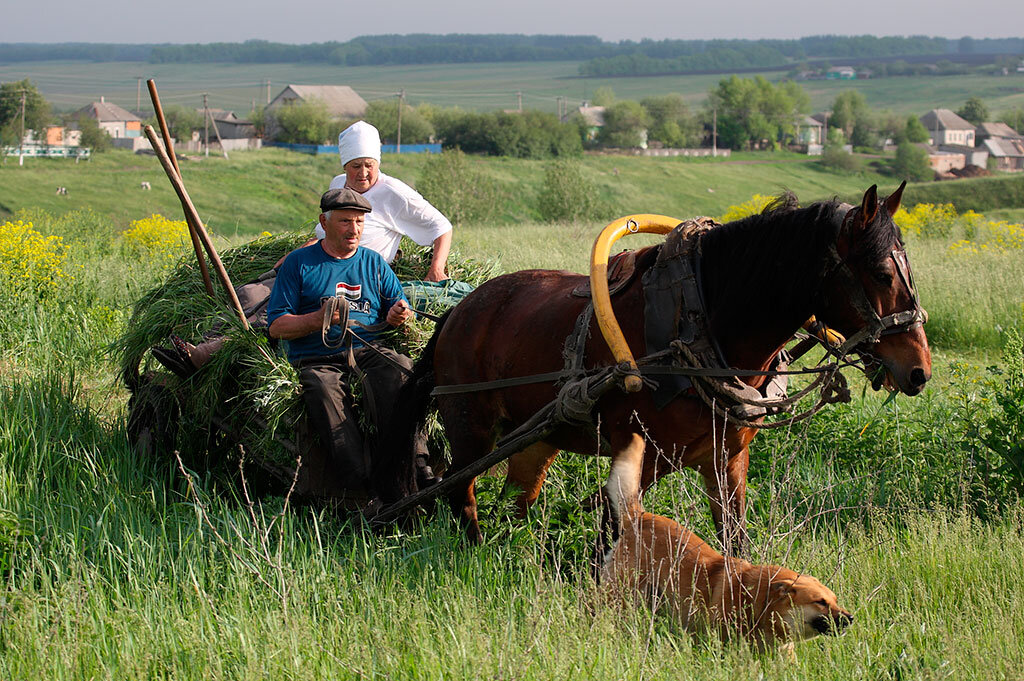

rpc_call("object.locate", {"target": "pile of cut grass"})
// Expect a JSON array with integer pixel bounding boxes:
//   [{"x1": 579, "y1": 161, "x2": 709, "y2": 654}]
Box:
[{"x1": 112, "y1": 232, "x2": 496, "y2": 476}]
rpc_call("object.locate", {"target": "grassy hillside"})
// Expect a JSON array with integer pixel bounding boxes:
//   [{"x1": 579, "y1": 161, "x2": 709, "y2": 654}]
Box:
[
  {"x1": 0, "y1": 147, "x2": 961, "y2": 235},
  {"x1": 4, "y1": 59, "x2": 1024, "y2": 117},
  {"x1": 4, "y1": 147, "x2": 1023, "y2": 238}
]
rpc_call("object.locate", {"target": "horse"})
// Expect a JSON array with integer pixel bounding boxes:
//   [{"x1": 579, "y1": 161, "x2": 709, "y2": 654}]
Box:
[{"x1": 376, "y1": 184, "x2": 931, "y2": 548}]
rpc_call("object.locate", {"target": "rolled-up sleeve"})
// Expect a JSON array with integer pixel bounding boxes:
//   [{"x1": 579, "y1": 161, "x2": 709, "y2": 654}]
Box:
[{"x1": 396, "y1": 187, "x2": 453, "y2": 247}]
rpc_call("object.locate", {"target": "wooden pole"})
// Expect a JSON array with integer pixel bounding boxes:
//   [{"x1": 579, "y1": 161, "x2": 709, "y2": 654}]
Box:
[
  {"x1": 144, "y1": 125, "x2": 249, "y2": 330},
  {"x1": 147, "y1": 79, "x2": 215, "y2": 297}
]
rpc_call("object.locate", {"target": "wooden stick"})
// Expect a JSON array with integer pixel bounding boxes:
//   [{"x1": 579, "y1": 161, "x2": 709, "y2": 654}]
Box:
[
  {"x1": 144, "y1": 125, "x2": 249, "y2": 330},
  {"x1": 146, "y1": 79, "x2": 215, "y2": 298}
]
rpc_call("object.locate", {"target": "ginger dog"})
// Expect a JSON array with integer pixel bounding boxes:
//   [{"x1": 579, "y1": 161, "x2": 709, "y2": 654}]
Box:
[{"x1": 599, "y1": 434, "x2": 853, "y2": 652}]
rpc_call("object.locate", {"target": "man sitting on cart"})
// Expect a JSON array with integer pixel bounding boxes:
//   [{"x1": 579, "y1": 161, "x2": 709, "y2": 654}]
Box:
[{"x1": 267, "y1": 187, "x2": 419, "y2": 499}]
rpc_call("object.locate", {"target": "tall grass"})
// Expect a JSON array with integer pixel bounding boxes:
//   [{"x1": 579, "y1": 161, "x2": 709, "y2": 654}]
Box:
[{"x1": 1, "y1": 194, "x2": 1023, "y2": 678}]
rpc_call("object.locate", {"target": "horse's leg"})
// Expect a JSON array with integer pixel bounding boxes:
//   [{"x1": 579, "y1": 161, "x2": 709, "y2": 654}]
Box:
[
  {"x1": 592, "y1": 431, "x2": 647, "y2": 580},
  {"x1": 440, "y1": 402, "x2": 498, "y2": 545},
  {"x1": 700, "y1": 446, "x2": 750, "y2": 556},
  {"x1": 503, "y1": 441, "x2": 560, "y2": 518}
]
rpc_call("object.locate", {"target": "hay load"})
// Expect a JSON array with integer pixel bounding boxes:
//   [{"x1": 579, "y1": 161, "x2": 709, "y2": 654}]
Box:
[{"x1": 116, "y1": 231, "x2": 496, "y2": 504}]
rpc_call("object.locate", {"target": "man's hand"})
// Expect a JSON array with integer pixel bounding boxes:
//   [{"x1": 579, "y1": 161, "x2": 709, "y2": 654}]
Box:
[
  {"x1": 387, "y1": 299, "x2": 414, "y2": 326},
  {"x1": 423, "y1": 267, "x2": 448, "y2": 283}
]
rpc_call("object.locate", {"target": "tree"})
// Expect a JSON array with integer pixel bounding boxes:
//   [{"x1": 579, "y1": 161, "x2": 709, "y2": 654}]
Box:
[
  {"x1": 999, "y1": 107, "x2": 1024, "y2": 134},
  {"x1": 269, "y1": 99, "x2": 330, "y2": 144},
  {"x1": 707, "y1": 75, "x2": 809, "y2": 150},
  {"x1": 904, "y1": 116, "x2": 930, "y2": 143},
  {"x1": 642, "y1": 94, "x2": 700, "y2": 147},
  {"x1": 956, "y1": 97, "x2": 989, "y2": 126},
  {"x1": 591, "y1": 86, "x2": 616, "y2": 107},
  {"x1": 144, "y1": 105, "x2": 203, "y2": 144},
  {"x1": 75, "y1": 115, "x2": 110, "y2": 152},
  {"x1": 830, "y1": 90, "x2": 869, "y2": 139},
  {"x1": 893, "y1": 141, "x2": 932, "y2": 182},
  {"x1": 0, "y1": 79, "x2": 50, "y2": 142},
  {"x1": 537, "y1": 159, "x2": 607, "y2": 222},
  {"x1": 820, "y1": 143, "x2": 860, "y2": 172},
  {"x1": 598, "y1": 100, "x2": 649, "y2": 148},
  {"x1": 364, "y1": 99, "x2": 435, "y2": 144}
]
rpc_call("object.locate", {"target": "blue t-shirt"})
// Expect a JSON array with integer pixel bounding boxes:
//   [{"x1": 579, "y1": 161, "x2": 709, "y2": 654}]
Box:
[{"x1": 267, "y1": 243, "x2": 408, "y2": 363}]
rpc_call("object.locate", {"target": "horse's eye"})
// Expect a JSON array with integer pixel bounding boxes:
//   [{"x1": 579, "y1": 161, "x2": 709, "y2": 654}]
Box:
[{"x1": 872, "y1": 270, "x2": 893, "y2": 285}]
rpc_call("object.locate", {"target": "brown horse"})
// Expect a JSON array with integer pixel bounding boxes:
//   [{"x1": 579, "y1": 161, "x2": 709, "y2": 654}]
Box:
[{"x1": 376, "y1": 184, "x2": 931, "y2": 547}]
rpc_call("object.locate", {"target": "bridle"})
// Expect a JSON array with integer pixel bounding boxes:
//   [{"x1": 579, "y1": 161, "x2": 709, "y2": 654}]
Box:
[{"x1": 821, "y1": 208, "x2": 928, "y2": 359}]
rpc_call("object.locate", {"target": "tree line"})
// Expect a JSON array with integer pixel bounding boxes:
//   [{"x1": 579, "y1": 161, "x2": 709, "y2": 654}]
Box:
[
  {"x1": 579, "y1": 36, "x2": 1024, "y2": 77},
  {"x1": 1, "y1": 35, "x2": 1020, "y2": 67}
]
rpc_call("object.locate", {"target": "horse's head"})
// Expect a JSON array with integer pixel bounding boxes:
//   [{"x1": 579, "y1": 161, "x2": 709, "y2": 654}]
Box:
[{"x1": 817, "y1": 183, "x2": 931, "y2": 396}]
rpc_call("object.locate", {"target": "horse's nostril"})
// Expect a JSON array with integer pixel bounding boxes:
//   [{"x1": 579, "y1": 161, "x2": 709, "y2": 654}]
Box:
[{"x1": 910, "y1": 368, "x2": 928, "y2": 387}]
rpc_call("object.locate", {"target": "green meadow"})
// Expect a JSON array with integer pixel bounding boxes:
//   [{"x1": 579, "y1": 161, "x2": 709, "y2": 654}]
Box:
[
  {"x1": 4, "y1": 59, "x2": 1024, "y2": 118},
  {"x1": 5, "y1": 147, "x2": 1023, "y2": 235},
  {"x1": 1, "y1": 148, "x2": 1023, "y2": 678}
]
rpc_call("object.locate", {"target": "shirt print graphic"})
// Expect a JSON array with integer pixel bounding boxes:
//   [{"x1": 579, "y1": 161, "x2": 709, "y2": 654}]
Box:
[
  {"x1": 336, "y1": 282, "x2": 362, "y2": 300},
  {"x1": 336, "y1": 282, "x2": 371, "y2": 314}
]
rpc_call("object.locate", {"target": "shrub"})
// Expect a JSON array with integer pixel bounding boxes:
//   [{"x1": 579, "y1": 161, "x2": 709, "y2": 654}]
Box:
[
  {"x1": 416, "y1": 149, "x2": 506, "y2": 225},
  {"x1": 894, "y1": 203, "x2": 958, "y2": 239},
  {"x1": 364, "y1": 100, "x2": 435, "y2": 144},
  {"x1": 718, "y1": 193, "x2": 774, "y2": 223},
  {"x1": 270, "y1": 99, "x2": 331, "y2": 144},
  {"x1": 121, "y1": 214, "x2": 191, "y2": 267},
  {"x1": 536, "y1": 159, "x2": 606, "y2": 223},
  {"x1": 434, "y1": 110, "x2": 580, "y2": 159},
  {"x1": 0, "y1": 219, "x2": 68, "y2": 301},
  {"x1": 75, "y1": 115, "x2": 110, "y2": 153},
  {"x1": 820, "y1": 144, "x2": 860, "y2": 172},
  {"x1": 893, "y1": 142, "x2": 933, "y2": 182}
]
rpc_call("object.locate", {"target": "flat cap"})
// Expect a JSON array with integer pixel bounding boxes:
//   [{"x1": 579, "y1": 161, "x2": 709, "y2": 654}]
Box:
[{"x1": 320, "y1": 187, "x2": 372, "y2": 213}]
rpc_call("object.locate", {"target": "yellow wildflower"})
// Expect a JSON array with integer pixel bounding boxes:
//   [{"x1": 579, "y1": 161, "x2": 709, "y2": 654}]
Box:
[{"x1": 0, "y1": 219, "x2": 68, "y2": 300}]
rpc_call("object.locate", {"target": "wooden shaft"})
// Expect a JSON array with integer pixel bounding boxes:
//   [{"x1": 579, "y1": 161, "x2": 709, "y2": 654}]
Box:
[
  {"x1": 144, "y1": 125, "x2": 249, "y2": 330},
  {"x1": 147, "y1": 79, "x2": 216, "y2": 298},
  {"x1": 589, "y1": 214, "x2": 679, "y2": 392}
]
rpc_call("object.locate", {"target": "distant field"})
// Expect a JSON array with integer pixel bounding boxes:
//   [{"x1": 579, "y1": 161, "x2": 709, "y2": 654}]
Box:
[{"x1": 4, "y1": 59, "x2": 1024, "y2": 118}]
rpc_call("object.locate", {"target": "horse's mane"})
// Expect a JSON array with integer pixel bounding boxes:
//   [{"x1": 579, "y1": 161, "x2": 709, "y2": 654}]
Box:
[{"x1": 698, "y1": 192, "x2": 900, "y2": 316}]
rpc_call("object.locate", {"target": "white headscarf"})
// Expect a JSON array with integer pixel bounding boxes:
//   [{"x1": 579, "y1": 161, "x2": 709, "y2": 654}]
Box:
[{"x1": 338, "y1": 121, "x2": 381, "y2": 167}]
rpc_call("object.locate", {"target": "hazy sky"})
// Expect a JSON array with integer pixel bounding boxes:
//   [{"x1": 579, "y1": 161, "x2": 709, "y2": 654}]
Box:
[{"x1": 4, "y1": 0, "x2": 1023, "y2": 44}]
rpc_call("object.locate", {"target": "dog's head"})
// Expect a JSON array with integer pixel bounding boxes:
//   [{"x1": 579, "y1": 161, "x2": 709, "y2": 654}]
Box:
[{"x1": 755, "y1": 566, "x2": 853, "y2": 643}]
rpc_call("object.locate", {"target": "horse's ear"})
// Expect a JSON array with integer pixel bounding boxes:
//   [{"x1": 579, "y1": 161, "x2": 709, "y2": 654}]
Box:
[
  {"x1": 854, "y1": 185, "x2": 879, "y2": 231},
  {"x1": 884, "y1": 180, "x2": 907, "y2": 215}
]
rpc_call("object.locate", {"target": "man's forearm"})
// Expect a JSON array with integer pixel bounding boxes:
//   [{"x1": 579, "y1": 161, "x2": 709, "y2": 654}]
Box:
[
  {"x1": 426, "y1": 231, "x2": 452, "y2": 281},
  {"x1": 268, "y1": 311, "x2": 323, "y2": 340}
]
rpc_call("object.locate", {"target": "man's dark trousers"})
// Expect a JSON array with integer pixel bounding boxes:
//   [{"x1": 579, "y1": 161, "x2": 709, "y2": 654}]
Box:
[{"x1": 298, "y1": 346, "x2": 412, "y2": 491}]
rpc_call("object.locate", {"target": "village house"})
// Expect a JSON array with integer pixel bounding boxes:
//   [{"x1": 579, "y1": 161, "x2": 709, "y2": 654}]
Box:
[
  {"x1": 825, "y1": 66, "x2": 857, "y2": 80},
  {"x1": 267, "y1": 85, "x2": 367, "y2": 119},
  {"x1": 977, "y1": 121, "x2": 1024, "y2": 171},
  {"x1": 74, "y1": 98, "x2": 141, "y2": 139},
  {"x1": 796, "y1": 115, "x2": 825, "y2": 147},
  {"x1": 574, "y1": 105, "x2": 606, "y2": 142},
  {"x1": 919, "y1": 109, "x2": 975, "y2": 147}
]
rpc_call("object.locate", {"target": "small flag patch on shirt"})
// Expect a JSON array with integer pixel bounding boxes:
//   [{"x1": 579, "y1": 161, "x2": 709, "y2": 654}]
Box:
[{"x1": 336, "y1": 282, "x2": 362, "y2": 301}]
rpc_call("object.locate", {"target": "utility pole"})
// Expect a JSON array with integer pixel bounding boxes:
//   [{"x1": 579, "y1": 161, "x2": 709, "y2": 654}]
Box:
[
  {"x1": 206, "y1": 103, "x2": 229, "y2": 160},
  {"x1": 516, "y1": 90, "x2": 522, "y2": 112},
  {"x1": 203, "y1": 93, "x2": 209, "y2": 158},
  {"x1": 712, "y1": 107, "x2": 717, "y2": 157},
  {"x1": 265, "y1": 79, "x2": 271, "y2": 104},
  {"x1": 19, "y1": 89, "x2": 26, "y2": 166},
  {"x1": 396, "y1": 88, "x2": 405, "y2": 154},
  {"x1": 556, "y1": 96, "x2": 563, "y2": 121},
  {"x1": 136, "y1": 76, "x2": 143, "y2": 112}
]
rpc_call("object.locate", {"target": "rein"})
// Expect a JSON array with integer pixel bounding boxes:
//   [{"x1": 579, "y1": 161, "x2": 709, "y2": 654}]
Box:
[{"x1": 429, "y1": 208, "x2": 925, "y2": 431}]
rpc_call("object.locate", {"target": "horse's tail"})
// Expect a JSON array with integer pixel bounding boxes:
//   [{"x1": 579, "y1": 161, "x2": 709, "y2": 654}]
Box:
[{"x1": 372, "y1": 309, "x2": 451, "y2": 503}]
